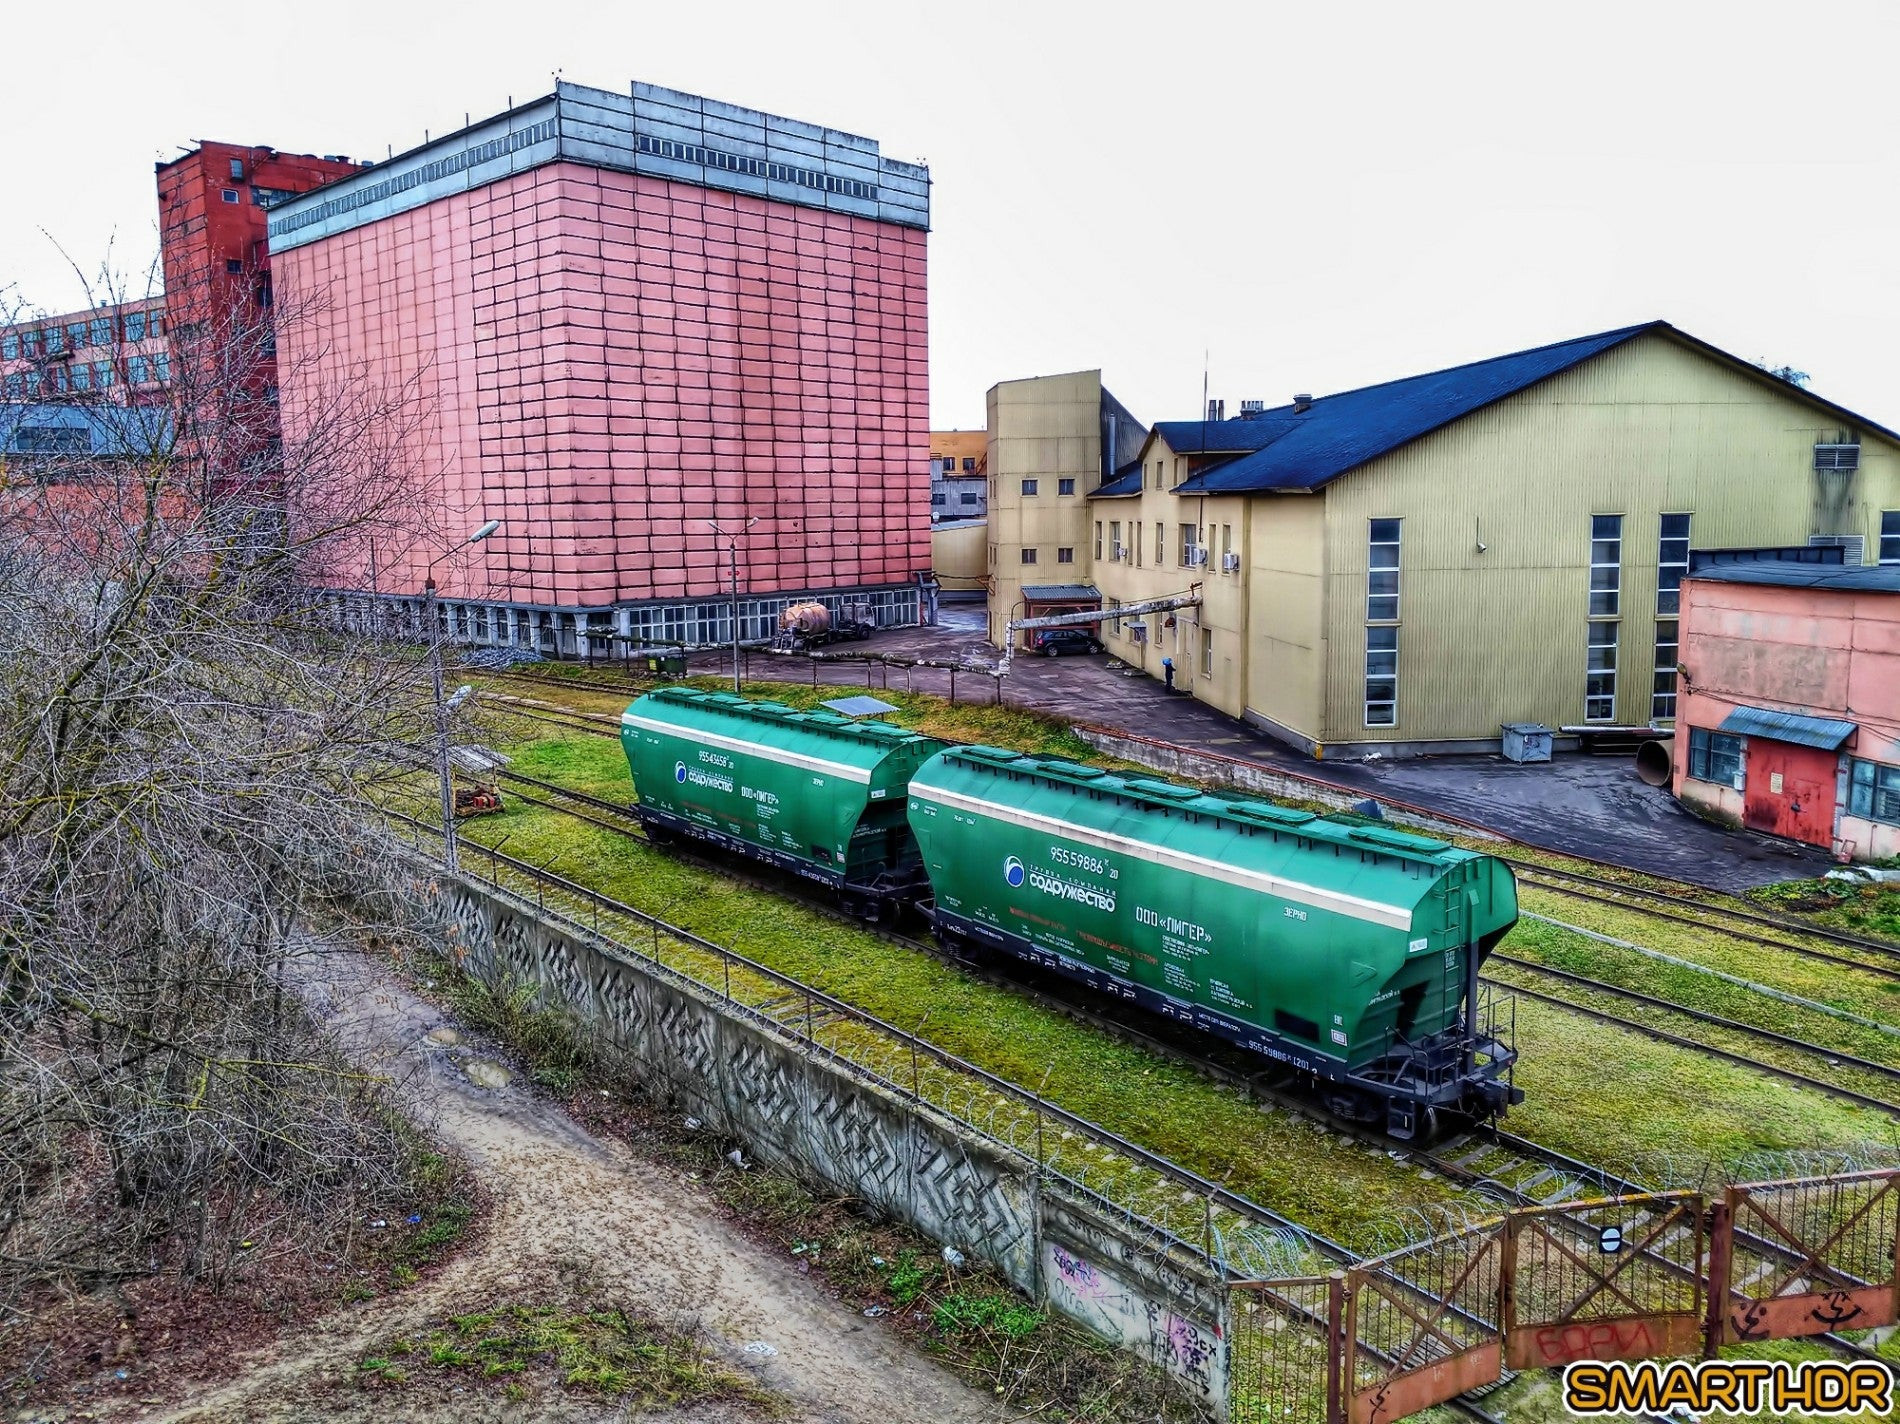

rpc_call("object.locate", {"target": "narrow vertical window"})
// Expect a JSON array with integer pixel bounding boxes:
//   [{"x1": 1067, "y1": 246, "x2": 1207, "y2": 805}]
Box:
[
  {"x1": 1586, "y1": 515, "x2": 1623, "y2": 722},
  {"x1": 1109, "y1": 521, "x2": 1121, "y2": 559},
  {"x1": 1200, "y1": 627, "x2": 1214, "y2": 678},
  {"x1": 1881, "y1": 511, "x2": 1900, "y2": 566},
  {"x1": 1589, "y1": 514, "x2": 1623, "y2": 616},
  {"x1": 1651, "y1": 620, "x2": 1678, "y2": 722},
  {"x1": 1094, "y1": 522, "x2": 1103, "y2": 560},
  {"x1": 1587, "y1": 623, "x2": 1620, "y2": 722},
  {"x1": 1367, "y1": 518, "x2": 1401, "y2": 620},
  {"x1": 1365, "y1": 627, "x2": 1398, "y2": 726},
  {"x1": 1652, "y1": 513, "x2": 1688, "y2": 721},
  {"x1": 1154, "y1": 523, "x2": 1164, "y2": 566},
  {"x1": 1656, "y1": 514, "x2": 1690, "y2": 615}
]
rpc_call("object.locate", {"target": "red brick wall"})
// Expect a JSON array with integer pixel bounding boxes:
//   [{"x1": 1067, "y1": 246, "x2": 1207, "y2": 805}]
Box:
[{"x1": 274, "y1": 160, "x2": 929, "y2": 607}]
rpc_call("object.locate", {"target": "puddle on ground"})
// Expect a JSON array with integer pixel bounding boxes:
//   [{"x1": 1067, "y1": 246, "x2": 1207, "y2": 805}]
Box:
[
  {"x1": 425, "y1": 1027, "x2": 461, "y2": 1046},
  {"x1": 464, "y1": 1060, "x2": 512, "y2": 1089}
]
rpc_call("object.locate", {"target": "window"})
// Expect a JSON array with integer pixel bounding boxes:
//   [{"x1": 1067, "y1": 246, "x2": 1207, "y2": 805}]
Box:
[
  {"x1": 1652, "y1": 620, "x2": 1679, "y2": 721},
  {"x1": 1688, "y1": 728, "x2": 1745, "y2": 790},
  {"x1": 67, "y1": 323, "x2": 87, "y2": 350},
  {"x1": 1154, "y1": 460, "x2": 1163, "y2": 489},
  {"x1": 221, "y1": 188, "x2": 240, "y2": 204},
  {"x1": 1656, "y1": 514, "x2": 1690, "y2": 616},
  {"x1": 1094, "y1": 522, "x2": 1103, "y2": 560},
  {"x1": 128, "y1": 355, "x2": 148, "y2": 384},
  {"x1": 1848, "y1": 760, "x2": 1900, "y2": 825},
  {"x1": 70, "y1": 363, "x2": 90, "y2": 391},
  {"x1": 3, "y1": 373, "x2": 19, "y2": 399},
  {"x1": 1365, "y1": 626, "x2": 1398, "y2": 726},
  {"x1": 1109, "y1": 521, "x2": 1122, "y2": 559},
  {"x1": 962, "y1": 457, "x2": 975, "y2": 472},
  {"x1": 1180, "y1": 523, "x2": 1200, "y2": 566},
  {"x1": 1586, "y1": 622, "x2": 1619, "y2": 722},
  {"x1": 1058, "y1": 477, "x2": 1075, "y2": 495},
  {"x1": 931, "y1": 492, "x2": 945, "y2": 506},
  {"x1": 1882, "y1": 512, "x2": 1900, "y2": 567},
  {"x1": 93, "y1": 361, "x2": 112, "y2": 388},
  {"x1": 941, "y1": 456, "x2": 954, "y2": 472},
  {"x1": 22, "y1": 329, "x2": 40, "y2": 357},
  {"x1": 1367, "y1": 518, "x2": 1400, "y2": 620},
  {"x1": 155, "y1": 355, "x2": 170, "y2": 382},
  {"x1": 229, "y1": 158, "x2": 245, "y2": 180},
  {"x1": 1154, "y1": 523, "x2": 1164, "y2": 566},
  {"x1": 52, "y1": 365, "x2": 68, "y2": 393},
  {"x1": 1020, "y1": 548, "x2": 1038, "y2": 564},
  {"x1": 1057, "y1": 547, "x2": 1074, "y2": 564},
  {"x1": 226, "y1": 258, "x2": 244, "y2": 274},
  {"x1": 44, "y1": 327, "x2": 63, "y2": 354},
  {"x1": 1590, "y1": 514, "x2": 1623, "y2": 616},
  {"x1": 1221, "y1": 524, "x2": 1233, "y2": 570},
  {"x1": 124, "y1": 311, "x2": 146, "y2": 342},
  {"x1": 959, "y1": 492, "x2": 977, "y2": 506},
  {"x1": 0, "y1": 334, "x2": 14, "y2": 360},
  {"x1": 148, "y1": 313, "x2": 162, "y2": 337},
  {"x1": 1200, "y1": 628, "x2": 1213, "y2": 678},
  {"x1": 1021, "y1": 479, "x2": 1038, "y2": 496},
  {"x1": 88, "y1": 318, "x2": 109, "y2": 347}
]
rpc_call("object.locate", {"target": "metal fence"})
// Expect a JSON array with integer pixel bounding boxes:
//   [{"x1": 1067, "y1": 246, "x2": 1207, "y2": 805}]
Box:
[{"x1": 1231, "y1": 1178, "x2": 1900, "y2": 1424}]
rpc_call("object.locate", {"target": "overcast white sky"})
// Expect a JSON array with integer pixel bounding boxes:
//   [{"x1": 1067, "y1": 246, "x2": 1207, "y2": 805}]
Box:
[{"x1": 4, "y1": 0, "x2": 1896, "y2": 430}]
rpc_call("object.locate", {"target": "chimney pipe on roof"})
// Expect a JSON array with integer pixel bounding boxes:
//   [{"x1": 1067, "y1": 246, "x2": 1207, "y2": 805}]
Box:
[{"x1": 1293, "y1": 394, "x2": 1314, "y2": 413}]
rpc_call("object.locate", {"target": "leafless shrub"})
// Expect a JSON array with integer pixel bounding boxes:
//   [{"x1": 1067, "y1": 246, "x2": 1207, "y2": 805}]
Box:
[{"x1": 0, "y1": 257, "x2": 467, "y2": 1310}]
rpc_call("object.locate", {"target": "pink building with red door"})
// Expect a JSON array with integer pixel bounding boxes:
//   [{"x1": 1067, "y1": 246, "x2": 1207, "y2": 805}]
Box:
[
  {"x1": 267, "y1": 81, "x2": 930, "y2": 653},
  {"x1": 1673, "y1": 557, "x2": 1900, "y2": 862}
]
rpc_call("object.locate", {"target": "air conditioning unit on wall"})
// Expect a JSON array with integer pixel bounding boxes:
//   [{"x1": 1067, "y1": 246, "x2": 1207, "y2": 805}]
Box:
[
  {"x1": 1221, "y1": 552, "x2": 1241, "y2": 572},
  {"x1": 1113, "y1": 544, "x2": 1127, "y2": 560},
  {"x1": 1188, "y1": 547, "x2": 1209, "y2": 567}
]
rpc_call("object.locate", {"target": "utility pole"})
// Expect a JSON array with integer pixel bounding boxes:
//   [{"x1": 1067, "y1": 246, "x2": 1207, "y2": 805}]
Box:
[
  {"x1": 707, "y1": 517, "x2": 760, "y2": 694},
  {"x1": 423, "y1": 518, "x2": 501, "y2": 872}
]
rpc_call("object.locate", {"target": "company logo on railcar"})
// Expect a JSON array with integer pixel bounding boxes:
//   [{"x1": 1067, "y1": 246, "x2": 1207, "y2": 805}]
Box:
[
  {"x1": 674, "y1": 760, "x2": 734, "y2": 793},
  {"x1": 1003, "y1": 856, "x2": 1025, "y2": 888}
]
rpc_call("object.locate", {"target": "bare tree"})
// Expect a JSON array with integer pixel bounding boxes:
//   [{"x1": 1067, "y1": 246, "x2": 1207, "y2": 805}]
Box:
[{"x1": 0, "y1": 256, "x2": 460, "y2": 1307}]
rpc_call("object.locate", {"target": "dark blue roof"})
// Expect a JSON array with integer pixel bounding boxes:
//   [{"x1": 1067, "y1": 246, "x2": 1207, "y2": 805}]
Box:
[
  {"x1": 1093, "y1": 456, "x2": 1147, "y2": 498},
  {"x1": 0, "y1": 401, "x2": 172, "y2": 458},
  {"x1": 1170, "y1": 324, "x2": 1660, "y2": 494}
]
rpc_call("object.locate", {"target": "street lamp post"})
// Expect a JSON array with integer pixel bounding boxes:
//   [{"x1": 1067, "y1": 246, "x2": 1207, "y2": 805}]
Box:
[
  {"x1": 707, "y1": 517, "x2": 760, "y2": 694},
  {"x1": 423, "y1": 518, "x2": 501, "y2": 873}
]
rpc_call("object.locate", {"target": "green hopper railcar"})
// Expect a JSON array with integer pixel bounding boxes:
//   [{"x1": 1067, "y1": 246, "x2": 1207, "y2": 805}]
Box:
[
  {"x1": 620, "y1": 688, "x2": 947, "y2": 918},
  {"x1": 907, "y1": 746, "x2": 1520, "y2": 1137}
]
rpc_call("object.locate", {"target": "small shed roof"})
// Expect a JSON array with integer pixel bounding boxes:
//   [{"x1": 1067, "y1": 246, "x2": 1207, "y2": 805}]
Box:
[
  {"x1": 1719, "y1": 704, "x2": 1858, "y2": 751},
  {"x1": 1691, "y1": 561, "x2": 1900, "y2": 594},
  {"x1": 1021, "y1": 584, "x2": 1100, "y2": 602}
]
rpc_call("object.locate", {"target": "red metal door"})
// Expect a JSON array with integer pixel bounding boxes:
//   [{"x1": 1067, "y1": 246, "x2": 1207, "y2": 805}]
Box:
[{"x1": 1741, "y1": 741, "x2": 1838, "y2": 846}]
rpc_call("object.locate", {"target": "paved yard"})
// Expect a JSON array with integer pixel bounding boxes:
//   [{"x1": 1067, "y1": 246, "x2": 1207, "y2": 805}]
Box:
[{"x1": 672, "y1": 610, "x2": 1832, "y2": 893}]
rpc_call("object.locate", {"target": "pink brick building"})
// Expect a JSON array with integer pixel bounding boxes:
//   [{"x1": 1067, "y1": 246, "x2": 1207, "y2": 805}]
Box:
[
  {"x1": 268, "y1": 82, "x2": 930, "y2": 652},
  {"x1": 1673, "y1": 556, "x2": 1900, "y2": 862}
]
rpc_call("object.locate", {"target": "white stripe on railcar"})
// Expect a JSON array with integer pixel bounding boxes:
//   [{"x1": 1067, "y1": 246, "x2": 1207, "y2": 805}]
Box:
[
  {"x1": 621, "y1": 713, "x2": 873, "y2": 784},
  {"x1": 910, "y1": 782, "x2": 1415, "y2": 930}
]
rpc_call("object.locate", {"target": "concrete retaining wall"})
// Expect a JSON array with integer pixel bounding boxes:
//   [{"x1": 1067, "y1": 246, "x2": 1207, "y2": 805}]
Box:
[
  {"x1": 437, "y1": 873, "x2": 1228, "y2": 1412},
  {"x1": 1074, "y1": 726, "x2": 1496, "y2": 842}
]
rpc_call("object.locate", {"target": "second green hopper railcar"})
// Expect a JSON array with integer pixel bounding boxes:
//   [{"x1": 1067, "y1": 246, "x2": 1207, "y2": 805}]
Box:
[{"x1": 907, "y1": 745, "x2": 1520, "y2": 1137}]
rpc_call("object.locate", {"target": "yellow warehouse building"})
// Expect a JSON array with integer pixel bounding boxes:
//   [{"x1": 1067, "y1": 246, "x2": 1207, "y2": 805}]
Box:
[{"x1": 985, "y1": 323, "x2": 1900, "y2": 757}]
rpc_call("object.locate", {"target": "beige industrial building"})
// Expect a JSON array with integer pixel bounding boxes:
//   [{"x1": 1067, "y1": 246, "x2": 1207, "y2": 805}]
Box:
[{"x1": 986, "y1": 324, "x2": 1900, "y2": 757}]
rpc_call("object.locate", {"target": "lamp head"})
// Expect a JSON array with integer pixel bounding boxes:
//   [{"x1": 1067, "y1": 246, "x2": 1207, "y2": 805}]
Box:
[{"x1": 469, "y1": 519, "x2": 501, "y2": 543}]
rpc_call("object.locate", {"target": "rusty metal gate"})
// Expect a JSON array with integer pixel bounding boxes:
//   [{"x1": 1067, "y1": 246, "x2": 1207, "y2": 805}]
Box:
[
  {"x1": 1710, "y1": 1167, "x2": 1900, "y2": 1348},
  {"x1": 1501, "y1": 1192, "x2": 1703, "y2": 1370},
  {"x1": 1344, "y1": 1224, "x2": 1504, "y2": 1424}
]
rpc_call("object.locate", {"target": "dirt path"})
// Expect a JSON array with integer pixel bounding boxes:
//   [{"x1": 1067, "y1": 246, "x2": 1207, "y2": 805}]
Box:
[{"x1": 150, "y1": 946, "x2": 1003, "y2": 1424}]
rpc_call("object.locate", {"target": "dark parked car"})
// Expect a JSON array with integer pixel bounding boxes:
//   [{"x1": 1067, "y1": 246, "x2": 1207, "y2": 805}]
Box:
[{"x1": 1037, "y1": 628, "x2": 1101, "y2": 657}]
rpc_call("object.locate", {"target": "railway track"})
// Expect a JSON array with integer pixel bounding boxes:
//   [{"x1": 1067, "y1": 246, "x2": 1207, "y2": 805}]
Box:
[{"x1": 403, "y1": 780, "x2": 1891, "y2": 1389}]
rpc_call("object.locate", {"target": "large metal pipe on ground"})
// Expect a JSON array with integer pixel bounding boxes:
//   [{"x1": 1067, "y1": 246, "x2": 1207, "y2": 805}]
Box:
[{"x1": 1635, "y1": 738, "x2": 1675, "y2": 787}]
